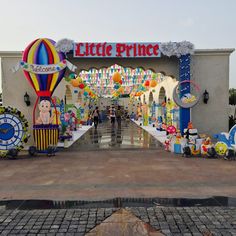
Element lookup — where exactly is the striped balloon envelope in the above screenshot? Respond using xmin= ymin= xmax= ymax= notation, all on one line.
xmin=22 ymin=38 xmax=66 ymax=97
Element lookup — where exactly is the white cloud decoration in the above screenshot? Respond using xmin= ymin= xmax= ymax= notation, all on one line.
xmin=159 ymin=41 xmax=194 ymax=57
xmin=55 ymin=38 xmax=74 ymax=53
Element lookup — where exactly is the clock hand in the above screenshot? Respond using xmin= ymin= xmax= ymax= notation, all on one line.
xmin=0 ymin=128 xmax=8 ymax=134
xmin=5 ymin=126 xmax=15 ymax=133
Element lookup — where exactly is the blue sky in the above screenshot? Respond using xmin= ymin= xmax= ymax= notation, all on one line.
xmin=0 ymin=0 xmax=235 ymax=92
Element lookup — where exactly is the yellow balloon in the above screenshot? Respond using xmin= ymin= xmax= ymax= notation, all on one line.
xmin=76 ymin=77 xmax=83 ymax=84
xmin=84 ymin=86 xmax=90 ymax=92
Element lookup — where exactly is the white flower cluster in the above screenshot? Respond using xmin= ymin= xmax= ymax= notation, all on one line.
xmin=55 ymin=38 xmax=74 ymax=53
xmin=159 ymin=41 xmax=194 ymax=57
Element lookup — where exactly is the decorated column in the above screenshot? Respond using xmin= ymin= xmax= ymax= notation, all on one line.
xmin=179 ymin=54 xmax=191 ymax=133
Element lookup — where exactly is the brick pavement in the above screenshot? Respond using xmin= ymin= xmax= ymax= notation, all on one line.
xmin=0 ymin=207 xmax=235 ymax=235
xmin=0 ymin=149 xmax=236 ymax=200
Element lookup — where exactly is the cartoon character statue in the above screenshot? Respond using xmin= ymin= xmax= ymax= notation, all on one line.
xmin=201 ymin=137 xmax=213 ymax=156
xmin=155 ymin=116 xmax=163 ymax=131
xmin=214 ymin=124 xmax=236 ymax=157
xmin=164 ymin=137 xmax=170 ymax=151
xmin=175 ymin=130 xmax=182 ymax=144
xmin=184 ymin=122 xmax=198 ymax=143
xmin=36 ymin=100 xmax=54 ymax=125
xmin=181 ymin=93 xmax=196 ymax=104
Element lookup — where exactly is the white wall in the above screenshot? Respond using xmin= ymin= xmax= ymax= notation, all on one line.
xmin=1 ymin=49 xmax=234 ymax=139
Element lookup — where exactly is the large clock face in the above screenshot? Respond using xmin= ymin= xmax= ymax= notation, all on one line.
xmin=0 ymin=114 xmax=24 ymax=150
xmin=0 ymin=107 xmax=29 ymax=154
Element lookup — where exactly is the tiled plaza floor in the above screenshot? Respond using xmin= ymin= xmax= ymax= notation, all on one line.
xmin=0 ymin=207 xmax=235 ymax=235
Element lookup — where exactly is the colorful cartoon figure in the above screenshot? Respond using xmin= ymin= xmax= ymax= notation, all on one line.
xmin=155 ymin=116 xmax=163 ymax=131
xmin=175 ymin=130 xmax=182 ymax=144
xmin=52 ymin=110 xmax=61 ymax=125
xmin=184 ymin=122 xmax=198 ymax=143
xmin=214 ymin=124 xmax=236 ymax=156
xmin=36 ymin=100 xmax=54 ymax=125
xmin=164 ymin=138 xmax=170 ymax=151
xmin=181 ymin=93 xmax=196 ymax=104
xmin=201 ymin=137 xmax=213 ymax=156
xmin=167 ymin=125 xmax=176 ymax=135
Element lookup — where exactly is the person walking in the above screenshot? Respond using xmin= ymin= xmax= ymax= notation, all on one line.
xmin=92 ymin=106 xmax=100 ymax=129
xmin=110 ymin=106 xmax=116 ymax=126
xmin=116 ymin=106 xmax=122 ymax=127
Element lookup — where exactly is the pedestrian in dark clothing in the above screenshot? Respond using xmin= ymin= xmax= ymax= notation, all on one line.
xmin=110 ymin=107 xmax=116 ymax=125
xmin=92 ymin=107 xmax=100 ymax=129
xmin=116 ymin=106 xmax=122 ymax=127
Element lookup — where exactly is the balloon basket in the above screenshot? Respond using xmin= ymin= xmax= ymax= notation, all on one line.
xmin=31 ymin=124 xmax=59 ymax=155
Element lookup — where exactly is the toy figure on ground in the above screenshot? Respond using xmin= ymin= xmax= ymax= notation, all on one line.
xmin=164 ymin=137 xmax=171 ymax=151
xmin=87 ymin=112 xmax=93 ymax=126
xmin=214 ymin=124 xmax=236 ymax=159
xmin=183 ymin=122 xmax=200 ymax=157
xmin=174 ymin=130 xmax=182 ymax=154
xmin=201 ymin=136 xmax=217 ymax=158
xmin=155 ymin=116 xmax=163 ymax=131
xmin=36 ymin=100 xmax=55 ymax=125
xmin=184 ymin=122 xmax=198 ymax=143
xmin=201 ymin=137 xmax=214 ymax=156
xmin=175 ymin=130 xmax=182 ymax=144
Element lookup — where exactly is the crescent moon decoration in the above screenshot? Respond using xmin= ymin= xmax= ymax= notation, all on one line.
xmin=173 ymin=80 xmax=201 ymax=108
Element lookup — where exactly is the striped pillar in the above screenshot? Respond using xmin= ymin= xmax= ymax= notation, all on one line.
xmin=179 ymin=54 xmax=191 ymax=134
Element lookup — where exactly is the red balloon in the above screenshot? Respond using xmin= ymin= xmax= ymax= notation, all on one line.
xmin=79 ymin=83 xmax=85 ymax=89
xmin=119 ymin=80 xmax=123 ymax=85
xmin=144 ymin=80 xmax=150 ymax=87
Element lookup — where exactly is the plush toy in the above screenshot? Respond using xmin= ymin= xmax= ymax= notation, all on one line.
xmin=36 ymin=100 xmax=54 ymax=125
xmin=164 ymin=137 xmax=171 ymax=151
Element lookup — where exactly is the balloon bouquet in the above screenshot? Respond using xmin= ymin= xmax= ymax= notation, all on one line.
xmin=21 ymin=38 xmax=67 ymax=156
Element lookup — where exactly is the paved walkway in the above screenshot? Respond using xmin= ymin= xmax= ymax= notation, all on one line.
xmin=0 ymin=207 xmax=235 ymax=235
xmin=0 ymin=121 xmax=235 ymax=200
xmin=0 ymin=148 xmax=236 ymax=200
xmin=70 ymin=120 xmax=161 ymax=150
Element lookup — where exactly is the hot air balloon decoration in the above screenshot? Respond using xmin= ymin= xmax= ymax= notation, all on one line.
xmin=22 ymin=38 xmax=67 ymax=155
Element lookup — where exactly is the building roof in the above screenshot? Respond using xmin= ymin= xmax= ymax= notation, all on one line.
xmin=0 ymin=48 xmax=234 ymax=58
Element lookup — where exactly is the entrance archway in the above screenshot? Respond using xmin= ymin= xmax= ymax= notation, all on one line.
xmin=159 ymin=87 xmax=166 ymax=104
xmin=149 ymin=91 xmax=154 ymax=105
xmin=65 ymin=85 xmax=72 ymax=104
